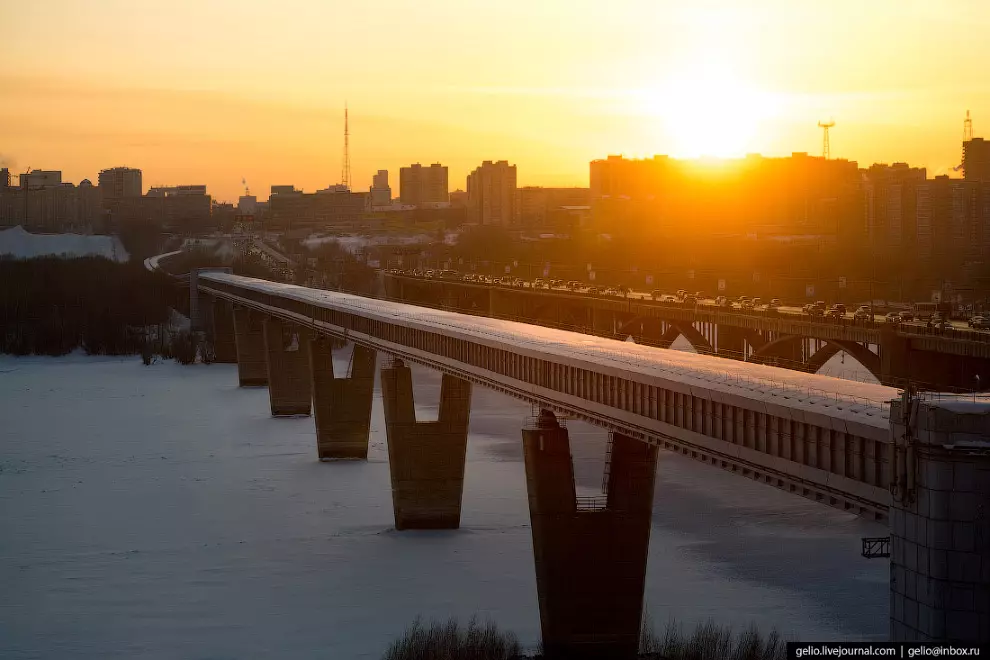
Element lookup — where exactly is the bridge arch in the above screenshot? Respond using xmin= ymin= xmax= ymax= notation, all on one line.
xmin=614 ymin=315 xmax=715 ymax=355
xmin=751 ymin=335 xmax=881 ymax=381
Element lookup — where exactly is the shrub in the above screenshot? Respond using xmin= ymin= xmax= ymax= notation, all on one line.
xmin=382 ymin=616 xmax=522 ymax=660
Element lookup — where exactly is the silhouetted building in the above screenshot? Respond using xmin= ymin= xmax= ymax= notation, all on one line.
xmin=98 ymin=167 xmax=143 ymax=200
xmin=370 ymin=170 xmax=391 ymax=206
xmin=399 ymin=163 xmax=448 ymax=205
xmin=271 ymin=185 xmax=297 ymax=196
xmin=0 ymin=168 xmax=9 ymax=190
xmin=449 ymin=189 xmax=468 ymax=208
xmin=920 ymin=175 xmax=988 ymax=263
xmin=268 ymin=188 xmax=368 ymax=230
xmin=517 ymin=187 xmax=591 ymax=228
xmin=19 ymin=170 xmax=62 ymax=189
xmin=0 ymin=176 xmax=103 ymax=233
xmin=467 ymin=160 xmax=517 ymax=225
xmin=238 ymin=195 xmax=257 ymax=215
xmin=963 ymin=137 xmax=990 ymax=183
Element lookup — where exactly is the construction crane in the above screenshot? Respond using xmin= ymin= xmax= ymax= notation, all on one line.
xmin=953 ymin=110 xmax=973 ymax=173
xmin=818 ymin=120 xmax=835 ymax=160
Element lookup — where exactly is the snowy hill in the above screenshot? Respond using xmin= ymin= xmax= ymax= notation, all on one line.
xmin=0 ymin=225 xmax=129 ymax=262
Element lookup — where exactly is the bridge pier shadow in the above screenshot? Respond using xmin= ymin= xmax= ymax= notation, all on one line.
xmin=381 ymin=361 xmax=472 ymax=530
xmin=523 ymin=410 xmax=657 ymax=660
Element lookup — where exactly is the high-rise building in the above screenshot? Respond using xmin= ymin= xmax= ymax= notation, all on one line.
xmin=370 ymin=169 xmax=391 ymax=206
xmin=963 ymin=137 xmax=990 ymax=183
xmin=399 ymin=163 xmax=448 ymax=205
xmin=98 ymin=167 xmax=143 ymax=199
xmin=0 ymin=168 xmax=10 ymax=190
xmin=863 ymin=163 xmax=927 ymax=251
xmin=517 ymin=187 xmax=591 ymax=228
xmin=466 ymin=160 xmax=517 ymax=226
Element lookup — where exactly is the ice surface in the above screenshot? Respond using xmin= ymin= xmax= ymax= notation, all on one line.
xmin=0 ymin=354 xmax=888 ymax=659
xmin=0 ymin=225 xmax=129 ymax=262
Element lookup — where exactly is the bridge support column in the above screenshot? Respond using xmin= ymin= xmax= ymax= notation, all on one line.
xmin=523 ymin=411 xmax=657 ymax=660
xmin=888 ymin=395 xmax=990 ymax=643
xmin=233 ymin=307 xmax=268 ymax=386
xmin=310 ymin=339 xmax=376 ymax=459
xmin=381 ymin=361 xmax=472 ymax=529
xmin=263 ymin=318 xmax=312 ymax=416
xmin=211 ymin=298 xmax=237 ymax=363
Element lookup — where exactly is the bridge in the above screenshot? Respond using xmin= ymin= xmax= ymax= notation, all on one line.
xmin=383 ymin=272 xmax=990 ymax=392
xmin=191 ymin=270 xmax=989 ymax=653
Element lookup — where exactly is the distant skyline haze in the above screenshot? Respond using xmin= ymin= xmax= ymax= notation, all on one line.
xmin=2 ymin=0 xmax=989 ymax=201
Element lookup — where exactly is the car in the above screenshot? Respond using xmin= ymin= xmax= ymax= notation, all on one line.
xmin=695 ymin=291 xmax=705 ymax=300
xmin=826 ymin=307 xmax=844 ymax=319
xmin=534 ymin=278 xmax=545 ymax=287
xmin=833 ymin=303 xmax=846 ymax=314
xmin=651 ymin=289 xmax=663 ymax=300
xmin=752 ymin=297 xmax=763 ymax=307
xmin=973 ymin=317 xmax=990 ymax=330
xmin=899 ymin=311 xmax=914 ymax=321
xmin=683 ymin=294 xmax=698 ymax=304
xmin=885 ymin=311 xmax=902 ymax=323
xmin=768 ymin=298 xmax=781 ymax=309
xmin=853 ymin=308 xmax=872 ymax=321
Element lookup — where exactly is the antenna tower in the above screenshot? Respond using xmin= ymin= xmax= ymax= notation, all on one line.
xmin=818 ymin=120 xmax=835 ymax=159
xmin=964 ymin=110 xmax=973 ymax=141
xmin=341 ymin=103 xmax=351 ymax=190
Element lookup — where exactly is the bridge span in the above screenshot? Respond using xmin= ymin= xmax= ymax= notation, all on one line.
xmin=193 ymin=271 xmax=990 ymax=652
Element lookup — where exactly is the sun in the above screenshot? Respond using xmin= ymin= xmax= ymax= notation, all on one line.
xmin=639 ymin=60 xmax=780 ymax=159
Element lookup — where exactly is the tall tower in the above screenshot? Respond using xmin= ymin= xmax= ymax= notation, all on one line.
xmin=818 ymin=119 xmax=835 ymax=159
xmin=964 ymin=109 xmax=974 ymax=141
xmin=341 ymin=103 xmax=351 ymax=190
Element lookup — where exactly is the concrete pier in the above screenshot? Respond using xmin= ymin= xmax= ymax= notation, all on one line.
xmin=523 ymin=411 xmax=657 ymax=660
xmin=380 ymin=361 xmax=472 ymax=530
xmin=232 ymin=307 xmax=268 ymax=386
xmin=263 ymin=318 xmax=312 ymax=416
xmin=310 ymin=339 xmax=376 ymax=459
xmin=210 ymin=298 xmax=238 ymax=363
xmin=889 ymin=393 xmax=990 ymax=642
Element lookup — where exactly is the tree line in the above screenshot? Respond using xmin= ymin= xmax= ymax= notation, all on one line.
xmin=0 ymin=256 xmax=177 ymax=356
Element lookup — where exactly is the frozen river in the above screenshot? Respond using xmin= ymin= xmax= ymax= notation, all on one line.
xmin=0 ymin=352 xmax=888 ymax=659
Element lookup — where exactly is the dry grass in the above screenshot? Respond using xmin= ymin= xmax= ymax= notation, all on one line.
xmin=382 ymin=616 xmax=523 ymax=660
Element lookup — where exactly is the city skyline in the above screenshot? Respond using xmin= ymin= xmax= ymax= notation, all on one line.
xmin=2 ymin=0 xmax=990 ymax=201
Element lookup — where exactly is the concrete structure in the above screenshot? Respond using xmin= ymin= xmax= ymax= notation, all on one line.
xmin=467 ymin=160 xmax=517 ymax=226
xmin=399 ymin=163 xmax=448 ymax=206
xmin=381 ymin=361 xmax=471 ymax=529
xmin=192 ymin=270 xmax=990 ymax=651
xmin=524 ymin=411 xmax=656 ymax=659
xmin=232 ymin=307 xmax=268 ymax=386
xmin=384 ymin=272 xmax=990 ymax=393
xmin=211 ymin=298 xmax=238 ymax=363
xmin=370 ymin=170 xmax=391 ymax=207
xmin=888 ymin=393 xmax=990 ymax=643
xmin=98 ymin=167 xmax=143 ymax=199
xmin=263 ymin=317 xmax=312 ymax=416
xmin=310 ymin=339 xmax=376 ymax=459
xmin=237 ymin=195 xmax=257 ymax=215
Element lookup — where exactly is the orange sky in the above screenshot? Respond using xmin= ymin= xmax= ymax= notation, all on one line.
xmin=2 ymin=0 xmax=989 ymax=202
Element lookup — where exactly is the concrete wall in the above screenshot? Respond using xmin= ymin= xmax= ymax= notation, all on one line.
xmin=310 ymin=339 xmax=376 ymax=459
xmin=889 ymin=395 xmax=990 ymax=642
xmin=232 ymin=307 xmax=268 ymax=386
xmin=263 ymin=318 xmax=312 ymax=416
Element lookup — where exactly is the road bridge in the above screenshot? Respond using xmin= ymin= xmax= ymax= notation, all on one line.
xmin=382 ymin=272 xmax=990 ymax=392
xmin=193 ymin=271 xmax=990 ymax=652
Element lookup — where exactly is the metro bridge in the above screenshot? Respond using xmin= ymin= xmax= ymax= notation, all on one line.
xmin=383 ymin=271 xmax=990 ymax=392
xmin=189 ymin=270 xmax=989 ymax=654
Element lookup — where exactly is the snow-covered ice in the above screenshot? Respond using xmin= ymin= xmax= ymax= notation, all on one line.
xmin=0 ymin=353 xmax=888 ymax=659
xmin=0 ymin=226 xmax=129 ymax=262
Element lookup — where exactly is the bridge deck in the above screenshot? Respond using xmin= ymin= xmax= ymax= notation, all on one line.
xmin=202 ymin=273 xmax=896 ymax=431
